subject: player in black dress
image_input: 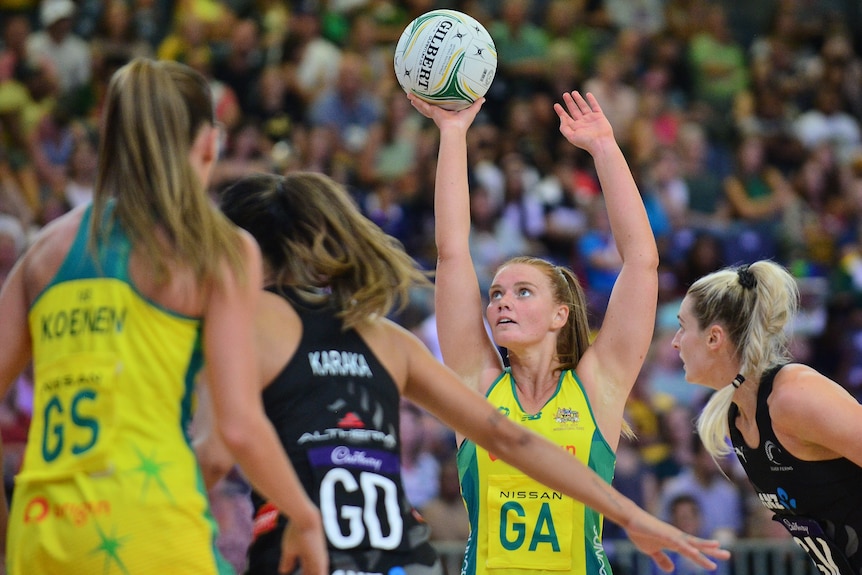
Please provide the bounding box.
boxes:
[241,283,439,574]
[673,260,862,575]
[194,171,730,575]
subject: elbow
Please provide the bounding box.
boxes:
[199,453,233,491]
[435,247,458,266]
[637,234,661,269]
[435,249,473,271]
[218,420,255,455]
[637,237,661,270]
[213,398,266,455]
[194,438,235,491]
[644,247,660,271]
[621,250,659,274]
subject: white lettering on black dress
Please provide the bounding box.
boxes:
[246,287,441,575]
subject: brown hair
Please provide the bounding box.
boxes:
[220,172,433,328]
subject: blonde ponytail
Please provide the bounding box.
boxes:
[688,261,798,456]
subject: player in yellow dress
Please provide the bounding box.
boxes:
[0,58,327,574]
[413,90,659,575]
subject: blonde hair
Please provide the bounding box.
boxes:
[688,260,799,455]
[91,58,244,284]
[219,172,433,329]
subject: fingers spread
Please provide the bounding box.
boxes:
[571,91,590,114]
[562,92,581,119]
[585,92,602,113]
[678,542,720,570]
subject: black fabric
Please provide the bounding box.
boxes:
[246,287,439,575]
[729,364,862,575]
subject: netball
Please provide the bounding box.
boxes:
[393,9,497,111]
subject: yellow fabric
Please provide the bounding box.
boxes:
[462,369,615,575]
[7,274,226,574]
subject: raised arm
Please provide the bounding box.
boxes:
[557,92,659,406]
[396,323,729,572]
[203,232,327,575]
[409,95,504,391]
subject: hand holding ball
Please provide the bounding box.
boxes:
[393,10,497,111]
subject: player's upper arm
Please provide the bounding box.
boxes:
[771,365,862,467]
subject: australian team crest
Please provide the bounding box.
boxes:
[554,407,579,424]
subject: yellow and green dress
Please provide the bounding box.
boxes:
[458,368,616,575]
[7,204,232,575]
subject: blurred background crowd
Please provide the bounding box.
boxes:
[2,0,862,571]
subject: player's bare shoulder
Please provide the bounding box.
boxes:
[21,206,88,301]
[769,363,840,423]
[356,317,421,391]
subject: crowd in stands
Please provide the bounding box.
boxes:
[2,0,862,571]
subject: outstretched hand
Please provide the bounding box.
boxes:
[407,93,484,132]
[554,91,615,154]
[624,510,731,572]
